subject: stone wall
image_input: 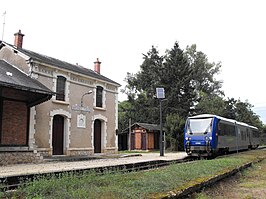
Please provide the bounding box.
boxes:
[67,149,94,156]
[0,151,43,166]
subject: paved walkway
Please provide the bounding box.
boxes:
[0,152,187,178]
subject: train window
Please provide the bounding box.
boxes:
[187,118,213,134]
[229,125,235,136]
[218,122,235,136]
[253,130,259,138]
[241,130,246,141]
[218,123,225,136]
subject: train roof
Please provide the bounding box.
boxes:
[188,114,258,130]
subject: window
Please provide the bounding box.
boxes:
[96,86,103,107]
[56,76,66,101]
[187,118,212,134]
[218,122,235,136]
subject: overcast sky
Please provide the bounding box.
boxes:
[1,0,266,123]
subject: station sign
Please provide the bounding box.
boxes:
[71,104,90,113]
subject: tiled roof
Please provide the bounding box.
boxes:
[0,60,54,95]
[121,122,161,134]
[2,42,120,86]
[133,122,161,131]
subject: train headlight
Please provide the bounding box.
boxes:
[188,137,192,140]
[209,136,212,140]
[185,137,188,140]
[205,136,209,141]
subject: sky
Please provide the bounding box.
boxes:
[1,0,266,123]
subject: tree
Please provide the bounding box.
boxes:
[185,44,223,97]
[234,100,263,129]
[118,101,135,132]
[164,113,185,151]
[122,46,163,124]
[122,46,163,101]
[194,91,226,116]
[161,42,196,118]
[222,98,263,128]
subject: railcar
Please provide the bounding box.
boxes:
[184,114,260,157]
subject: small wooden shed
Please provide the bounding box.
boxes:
[119,123,161,151]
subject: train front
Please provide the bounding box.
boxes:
[184,116,217,156]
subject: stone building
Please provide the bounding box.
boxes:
[0,30,120,158]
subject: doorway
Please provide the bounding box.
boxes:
[94,119,102,153]
[52,115,64,155]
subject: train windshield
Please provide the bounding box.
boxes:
[187,118,213,134]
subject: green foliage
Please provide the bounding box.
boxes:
[165,113,185,151]
[185,44,223,96]
[195,92,226,116]
[222,98,263,129]
[118,101,134,132]
[162,43,196,118]
[196,95,263,129]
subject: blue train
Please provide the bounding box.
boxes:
[184,114,260,157]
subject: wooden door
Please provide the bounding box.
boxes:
[94,119,101,153]
[154,132,160,149]
[141,133,146,150]
[131,133,135,150]
[52,115,64,155]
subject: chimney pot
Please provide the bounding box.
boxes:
[14,30,25,48]
[94,58,101,74]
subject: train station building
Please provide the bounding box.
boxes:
[0,30,120,165]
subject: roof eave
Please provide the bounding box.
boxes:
[31,59,121,87]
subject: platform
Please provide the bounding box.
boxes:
[0,152,187,178]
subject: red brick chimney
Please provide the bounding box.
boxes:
[94,58,101,74]
[14,30,24,48]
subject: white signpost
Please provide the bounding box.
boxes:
[156,87,165,157]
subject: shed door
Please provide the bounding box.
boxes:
[154,132,160,150]
[94,119,102,153]
[52,115,64,155]
[141,133,146,150]
[131,133,135,150]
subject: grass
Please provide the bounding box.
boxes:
[190,151,266,199]
[238,160,266,189]
[2,150,266,199]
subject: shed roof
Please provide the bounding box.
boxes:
[132,123,161,131]
[121,122,161,134]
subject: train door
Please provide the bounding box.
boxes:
[216,121,220,146]
[247,128,251,148]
